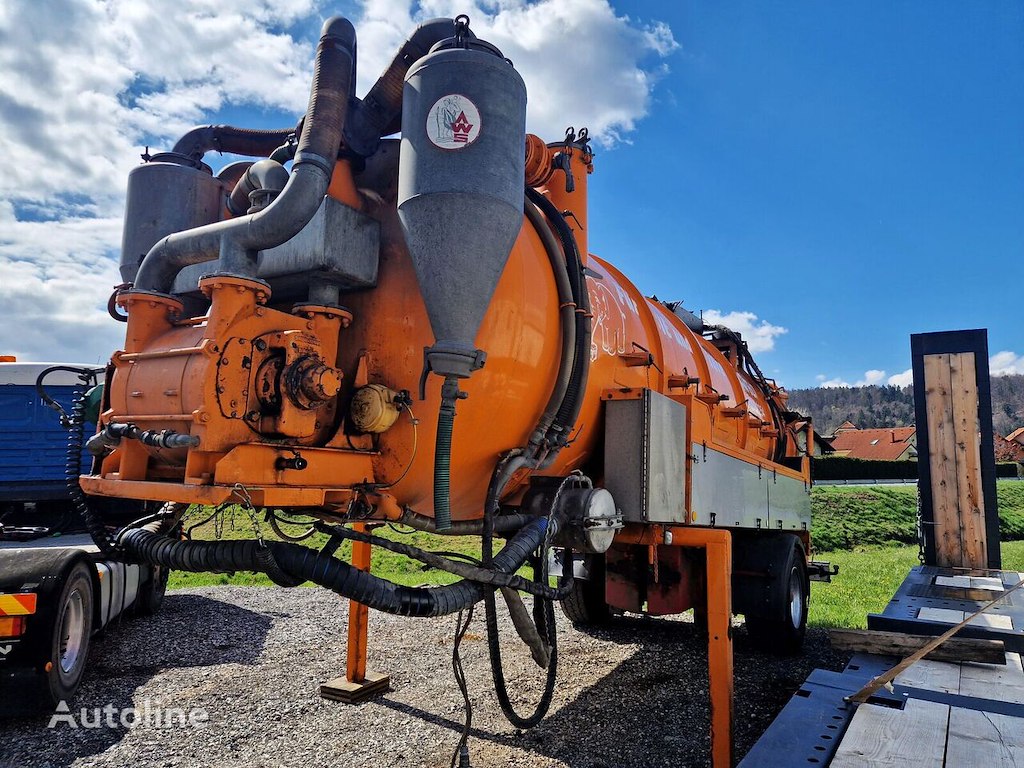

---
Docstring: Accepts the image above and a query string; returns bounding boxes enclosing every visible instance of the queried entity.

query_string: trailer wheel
[134,565,169,617]
[560,556,612,627]
[744,537,808,655]
[45,561,94,707]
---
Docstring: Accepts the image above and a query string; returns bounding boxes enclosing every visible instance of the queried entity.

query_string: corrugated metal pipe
[343,18,466,157]
[133,16,357,293]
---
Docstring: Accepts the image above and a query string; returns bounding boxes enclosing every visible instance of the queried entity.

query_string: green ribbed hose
[433,376,460,532]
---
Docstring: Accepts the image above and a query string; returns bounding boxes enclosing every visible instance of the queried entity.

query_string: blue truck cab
[0,360,167,715]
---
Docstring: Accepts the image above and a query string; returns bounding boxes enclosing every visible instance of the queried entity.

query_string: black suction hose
[118,513,553,617]
[481,452,565,728]
[67,391,121,558]
[524,197,576,460]
[433,376,461,532]
[525,187,592,457]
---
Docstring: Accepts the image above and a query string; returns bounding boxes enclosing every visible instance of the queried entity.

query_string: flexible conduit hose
[118,514,553,617]
[66,391,121,558]
[433,376,460,532]
[343,18,468,157]
[133,17,357,293]
[524,198,576,460]
[481,452,563,728]
[525,187,592,456]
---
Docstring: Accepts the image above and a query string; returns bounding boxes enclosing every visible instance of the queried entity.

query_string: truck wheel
[134,565,169,616]
[46,561,94,708]
[560,556,612,627]
[744,537,808,655]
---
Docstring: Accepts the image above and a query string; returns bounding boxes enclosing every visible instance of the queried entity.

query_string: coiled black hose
[433,376,459,532]
[524,187,592,457]
[66,391,121,558]
[118,514,552,617]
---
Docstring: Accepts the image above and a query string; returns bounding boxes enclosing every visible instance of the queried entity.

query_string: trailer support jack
[618,525,734,768]
[320,523,391,703]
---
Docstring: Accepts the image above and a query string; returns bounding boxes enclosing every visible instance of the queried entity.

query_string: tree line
[786,373,1024,436]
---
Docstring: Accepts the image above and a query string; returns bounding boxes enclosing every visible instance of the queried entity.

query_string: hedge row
[812,456,1021,481]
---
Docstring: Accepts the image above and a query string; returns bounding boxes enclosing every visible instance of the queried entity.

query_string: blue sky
[590,1,1024,388]
[1,1,1020,389]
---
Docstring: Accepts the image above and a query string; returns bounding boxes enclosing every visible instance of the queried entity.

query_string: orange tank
[82,135,810,523]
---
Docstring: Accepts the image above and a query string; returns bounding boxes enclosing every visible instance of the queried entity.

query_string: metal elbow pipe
[227,158,290,215]
[343,18,466,157]
[133,17,357,294]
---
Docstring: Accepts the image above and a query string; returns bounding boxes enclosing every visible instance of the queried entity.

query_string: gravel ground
[1,587,849,768]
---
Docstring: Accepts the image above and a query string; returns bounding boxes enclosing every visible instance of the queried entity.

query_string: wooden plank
[959,652,1024,704]
[829,629,1006,664]
[830,699,949,767]
[894,659,961,694]
[949,352,987,569]
[924,353,962,568]
[946,707,1024,766]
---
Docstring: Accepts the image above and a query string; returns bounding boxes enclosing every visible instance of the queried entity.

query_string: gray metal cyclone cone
[397,33,527,379]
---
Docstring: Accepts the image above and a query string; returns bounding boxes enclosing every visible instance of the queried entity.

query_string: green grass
[811,480,1024,552]
[809,540,1024,629]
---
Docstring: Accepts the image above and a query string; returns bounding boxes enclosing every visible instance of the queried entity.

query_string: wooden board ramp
[739,567,1024,768]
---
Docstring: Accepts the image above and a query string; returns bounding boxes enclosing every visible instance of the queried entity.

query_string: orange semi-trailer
[78,14,819,726]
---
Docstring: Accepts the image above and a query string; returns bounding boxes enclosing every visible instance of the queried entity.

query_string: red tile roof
[829,426,916,460]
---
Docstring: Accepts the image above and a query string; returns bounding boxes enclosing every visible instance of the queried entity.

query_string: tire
[744,537,808,655]
[560,556,612,627]
[45,561,94,708]
[134,565,169,617]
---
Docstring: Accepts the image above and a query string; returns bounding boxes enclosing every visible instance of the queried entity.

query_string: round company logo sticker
[426,94,481,150]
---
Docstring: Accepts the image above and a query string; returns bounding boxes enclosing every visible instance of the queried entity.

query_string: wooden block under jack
[319,671,391,704]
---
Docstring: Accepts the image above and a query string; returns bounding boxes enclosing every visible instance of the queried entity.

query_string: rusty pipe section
[133,17,357,293]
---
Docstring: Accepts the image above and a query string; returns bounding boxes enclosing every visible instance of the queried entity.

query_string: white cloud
[702,309,787,353]
[859,369,886,386]
[355,0,678,146]
[888,368,913,387]
[990,350,1024,376]
[816,375,850,389]
[0,1,676,363]
[816,369,890,389]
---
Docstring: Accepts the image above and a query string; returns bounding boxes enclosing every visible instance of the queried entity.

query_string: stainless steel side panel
[768,470,812,532]
[604,390,687,524]
[690,447,810,531]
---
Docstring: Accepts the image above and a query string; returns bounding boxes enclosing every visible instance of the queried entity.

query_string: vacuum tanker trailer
[73,13,825,738]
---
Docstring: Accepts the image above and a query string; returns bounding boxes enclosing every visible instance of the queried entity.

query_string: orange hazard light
[0,616,26,638]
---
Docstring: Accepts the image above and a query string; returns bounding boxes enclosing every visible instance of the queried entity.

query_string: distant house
[829,423,917,461]
[995,428,1024,462]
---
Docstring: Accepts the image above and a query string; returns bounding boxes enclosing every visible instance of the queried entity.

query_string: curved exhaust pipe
[343,18,465,157]
[133,16,357,294]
